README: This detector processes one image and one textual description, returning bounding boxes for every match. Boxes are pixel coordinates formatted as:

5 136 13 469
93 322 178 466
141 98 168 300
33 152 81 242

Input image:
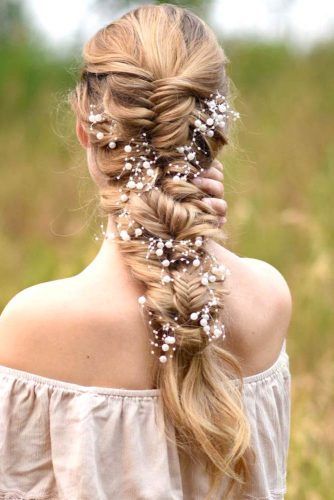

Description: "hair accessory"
172 90 240 182
115 132 159 203
87 90 240 196
90 90 237 363
88 104 119 148
97 217 231 363
137 232 230 363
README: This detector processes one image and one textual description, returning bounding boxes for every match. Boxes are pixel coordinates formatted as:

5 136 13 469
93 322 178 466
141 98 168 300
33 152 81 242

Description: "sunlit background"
0 1 333 497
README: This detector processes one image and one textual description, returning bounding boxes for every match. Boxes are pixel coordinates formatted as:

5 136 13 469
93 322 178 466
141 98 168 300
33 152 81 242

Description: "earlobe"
76 120 90 148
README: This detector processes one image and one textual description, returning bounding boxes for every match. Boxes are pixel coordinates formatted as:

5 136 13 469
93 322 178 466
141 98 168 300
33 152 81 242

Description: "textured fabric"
0 339 291 500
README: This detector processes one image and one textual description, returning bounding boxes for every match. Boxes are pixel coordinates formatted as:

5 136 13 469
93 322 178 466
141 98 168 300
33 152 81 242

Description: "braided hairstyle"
70 4 253 498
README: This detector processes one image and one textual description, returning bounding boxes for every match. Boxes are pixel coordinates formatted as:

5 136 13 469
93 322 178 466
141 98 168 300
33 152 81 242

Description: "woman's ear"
76 119 90 148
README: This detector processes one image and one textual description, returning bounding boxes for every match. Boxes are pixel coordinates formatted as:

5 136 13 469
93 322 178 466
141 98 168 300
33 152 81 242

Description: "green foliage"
0 34 333 498
221 41 334 498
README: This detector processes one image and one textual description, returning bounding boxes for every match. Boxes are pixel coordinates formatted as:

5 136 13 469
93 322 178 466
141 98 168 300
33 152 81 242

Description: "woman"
0 4 292 499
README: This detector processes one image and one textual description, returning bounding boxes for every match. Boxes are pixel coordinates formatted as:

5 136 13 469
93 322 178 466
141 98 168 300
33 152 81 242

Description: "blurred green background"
0 1 333 498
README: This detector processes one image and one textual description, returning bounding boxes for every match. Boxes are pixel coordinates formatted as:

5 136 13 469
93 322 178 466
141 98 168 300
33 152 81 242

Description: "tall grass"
225 40 334 499
0 38 333 498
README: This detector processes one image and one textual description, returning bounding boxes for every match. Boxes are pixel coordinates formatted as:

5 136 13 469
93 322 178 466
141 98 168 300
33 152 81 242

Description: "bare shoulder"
0 277 86 373
241 256 293 313
0 275 154 387
0 277 81 328
210 243 292 374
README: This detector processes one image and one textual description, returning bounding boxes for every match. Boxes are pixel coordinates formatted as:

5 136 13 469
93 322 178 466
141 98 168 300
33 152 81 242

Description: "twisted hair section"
70 4 253 498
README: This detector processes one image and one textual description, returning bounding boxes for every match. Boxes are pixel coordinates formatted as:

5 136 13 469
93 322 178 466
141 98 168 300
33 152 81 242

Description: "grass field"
0 38 333 498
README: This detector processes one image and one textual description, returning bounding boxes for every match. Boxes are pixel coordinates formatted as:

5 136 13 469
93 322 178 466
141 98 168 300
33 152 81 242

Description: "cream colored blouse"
0 339 291 500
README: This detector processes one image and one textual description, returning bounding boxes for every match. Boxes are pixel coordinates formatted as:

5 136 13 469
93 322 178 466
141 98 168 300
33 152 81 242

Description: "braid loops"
150 77 197 149
100 174 230 363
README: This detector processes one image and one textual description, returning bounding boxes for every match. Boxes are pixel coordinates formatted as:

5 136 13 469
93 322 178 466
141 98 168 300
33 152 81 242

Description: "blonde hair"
70 4 253 498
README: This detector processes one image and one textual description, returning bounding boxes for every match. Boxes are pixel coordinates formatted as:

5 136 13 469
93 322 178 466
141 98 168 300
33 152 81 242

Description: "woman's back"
0 243 291 500
0 242 291 391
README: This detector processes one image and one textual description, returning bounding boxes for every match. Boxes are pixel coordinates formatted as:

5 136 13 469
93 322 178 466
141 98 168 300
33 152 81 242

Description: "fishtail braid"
70 4 253 499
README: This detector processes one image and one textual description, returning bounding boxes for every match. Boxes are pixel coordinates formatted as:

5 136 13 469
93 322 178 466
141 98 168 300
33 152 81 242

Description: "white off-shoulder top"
0 339 291 500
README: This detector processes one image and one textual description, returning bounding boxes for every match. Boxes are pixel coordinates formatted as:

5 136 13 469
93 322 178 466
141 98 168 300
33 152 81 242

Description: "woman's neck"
77 216 128 284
